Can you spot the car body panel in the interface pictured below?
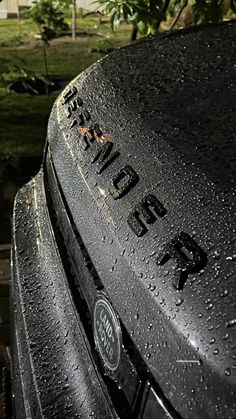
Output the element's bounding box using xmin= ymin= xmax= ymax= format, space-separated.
xmin=12 ymin=21 xmax=236 ymax=418
xmin=11 ymin=173 xmax=116 ymax=418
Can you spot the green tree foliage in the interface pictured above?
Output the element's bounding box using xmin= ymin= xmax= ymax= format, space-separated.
xmin=97 ymin=0 xmax=236 ymax=40
xmin=28 ymin=0 xmax=69 ymax=41
xmin=27 ymin=0 xmax=69 ymax=79
xmin=193 ymin=0 xmax=233 ymax=24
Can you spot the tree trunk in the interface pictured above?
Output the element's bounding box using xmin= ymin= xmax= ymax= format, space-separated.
xmin=42 ymin=41 xmax=49 ymax=96
xmin=155 ymin=0 xmax=171 ymax=32
xmin=42 ymin=41 xmax=48 ymax=78
xmin=72 ymin=0 xmax=77 ymax=40
xmin=131 ymin=26 xmax=138 ymax=42
xmin=16 ymin=0 xmax=21 ymax=36
xmin=169 ymin=0 xmax=188 ymax=30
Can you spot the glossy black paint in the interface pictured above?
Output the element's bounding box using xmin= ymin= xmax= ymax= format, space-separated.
xmin=11 ymin=173 xmax=117 ymax=418
xmin=12 ymin=21 xmax=236 ymax=418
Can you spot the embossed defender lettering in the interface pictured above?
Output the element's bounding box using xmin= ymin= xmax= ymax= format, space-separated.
xmin=92 ymin=141 xmax=120 ymax=174
xmin=62 ymin=86 xmax=78 ymax=105
xmin=157 ymin=232 xmax=207 ymax=290
xmin=62 ymin=87 xmax=208 ymax=285
xmin=128 ymin=194 xmax=167 ymax=237
xmin=108 ymin=165 xmax=139 ymax=200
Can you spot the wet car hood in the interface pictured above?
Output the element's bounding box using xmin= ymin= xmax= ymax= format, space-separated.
xmin=47 ymin=21 xmax=236 ymax=418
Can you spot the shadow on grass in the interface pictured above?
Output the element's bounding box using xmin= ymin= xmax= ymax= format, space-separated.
xmin=0 ymin=90 xmax=55 ymax=243
xmin=0 ymin=155 xmax=42 ymax=244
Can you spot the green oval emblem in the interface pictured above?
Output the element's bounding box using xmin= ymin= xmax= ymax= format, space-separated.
xmin=93 ymin=296 xmax=121 ymax=377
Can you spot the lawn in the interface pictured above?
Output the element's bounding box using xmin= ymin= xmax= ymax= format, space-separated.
xmin=0 ymin=16 xmax=131 ymax=159
xmin=0 ymin=15 xmax=131 ymax=242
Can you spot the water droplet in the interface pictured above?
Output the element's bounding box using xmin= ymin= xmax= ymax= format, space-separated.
xmin=226 ymin=254 xmax=236 ymax=261
xmin=227 ymin=319 xmax=236 ymax=328
xmin=175 ymin=297 xmax=184 ymax=306
xmin=224 ymin=368 xmax=231 ymax=376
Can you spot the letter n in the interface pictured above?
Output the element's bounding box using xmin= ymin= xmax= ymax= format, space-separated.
xmin=92 ymin=142 xmax=120 ymax=174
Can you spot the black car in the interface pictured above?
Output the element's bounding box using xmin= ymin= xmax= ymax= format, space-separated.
xmin=11 ymin=21 xmax=236 ymax=419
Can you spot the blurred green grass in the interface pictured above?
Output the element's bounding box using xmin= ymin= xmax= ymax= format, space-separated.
xmin=0 ymin=16 xmax=131 ymax=158
xmin=0 ymin=92 xmax=53 ymax=156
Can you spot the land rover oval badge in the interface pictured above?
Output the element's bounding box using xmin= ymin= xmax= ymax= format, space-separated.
xmin=93 ymin=296 xmax=121 ymax=377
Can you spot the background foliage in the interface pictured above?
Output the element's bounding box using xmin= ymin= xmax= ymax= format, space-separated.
xmin=96 ymin=0 xmax=236 ymax=39
xmin=27 ymin=0 xmax=69 ymax=40
xmin=0 ymin=2 xmax=236 ymax=242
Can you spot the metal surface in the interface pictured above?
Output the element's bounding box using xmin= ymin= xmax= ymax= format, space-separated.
xmin=12 ymin=21 xmax=236 ymax=418
xmin=11 ymin=173 xmax=116 ymax=418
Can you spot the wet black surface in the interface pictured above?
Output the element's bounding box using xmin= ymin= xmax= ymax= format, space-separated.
xmin=51 ymin=21 xmax=236 ymax=418
xmin=12 ymin=21 xmax=236 ymax=419
xmin=90 ymin=22 xmax=236 ymax=195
